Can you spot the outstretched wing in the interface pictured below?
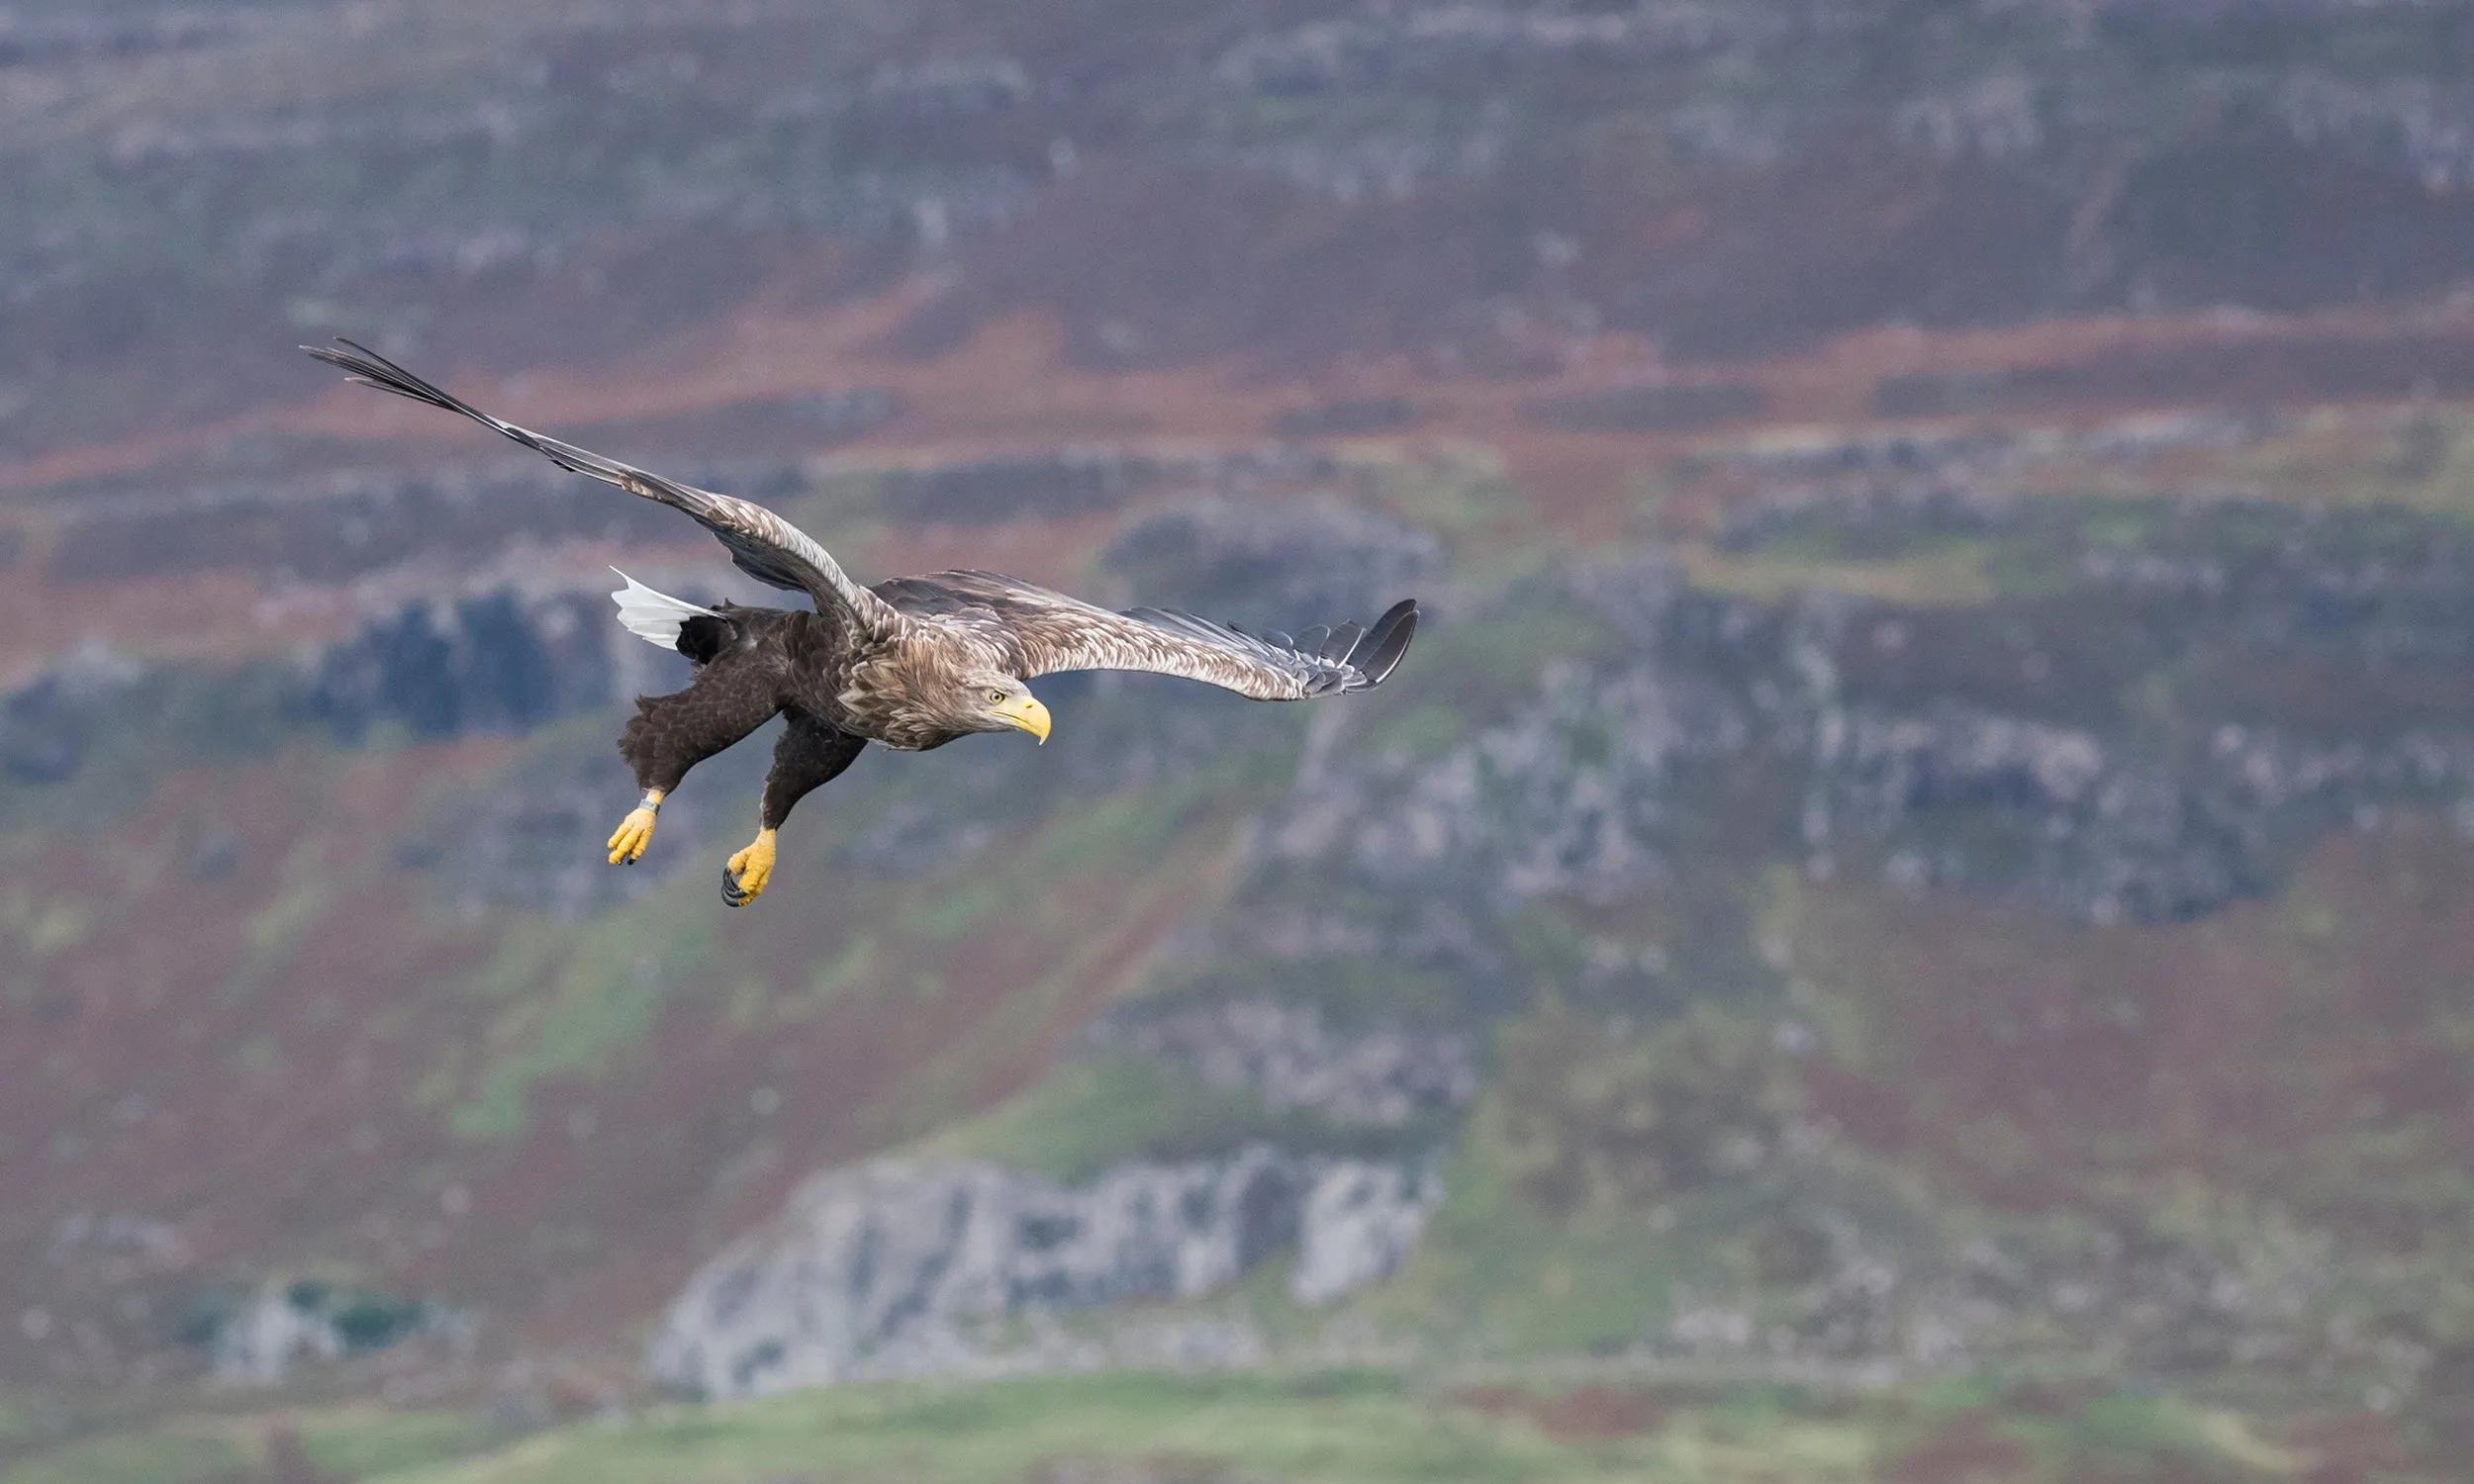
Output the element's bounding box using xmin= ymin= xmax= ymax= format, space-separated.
xmin=875 ymin=570 xmax=1417 ymax=700
xmin=303 ymin=339 xmax=904 ymax=643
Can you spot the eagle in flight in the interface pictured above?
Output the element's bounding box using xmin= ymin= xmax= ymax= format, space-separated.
xmin=303 ymin=341 xmax=1418 ymax=906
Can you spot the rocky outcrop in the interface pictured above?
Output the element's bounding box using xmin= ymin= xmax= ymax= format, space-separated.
xmin=0 ymin=644 xmax=143 ymax=783
xmin=204 ymin=1279 xmax=442 ymax=1386
xmin=306 ymin=588 xmax=623 ymax=742
xmin=1656 ymin=1198 xmax=2425 ymax=1394
xmin=648 ymin=1148 xmax=1440 ymax=1399
xmin=15 ymin=0 xmax=2474 ymax=464
xmin=1264 ymin=646 xmax=1748 ymax=911
xmin=1813 ymin=702 xmax=2255 ymax=924
xmin=1241 ymin=497 xmax=2474 ymax=931
xmin=1290 ymin=1160 xmax=1442 ymax=1307
xmin=0 ymin=586 xmax=637 ymax=791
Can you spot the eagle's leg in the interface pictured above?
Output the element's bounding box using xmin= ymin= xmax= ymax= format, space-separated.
xmin=612 ymin=662 xmax=783 ymax=866
xmin=724 ymin=712 xmax=865 ymax=907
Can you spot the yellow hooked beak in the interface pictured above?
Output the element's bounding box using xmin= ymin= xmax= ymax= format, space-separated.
xmin=993 ymin=692 xmax=1052 ymax=744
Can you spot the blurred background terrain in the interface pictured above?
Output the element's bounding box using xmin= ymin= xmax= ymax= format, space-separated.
xmin=4 ymin=1 xmax=2474 ymax=1479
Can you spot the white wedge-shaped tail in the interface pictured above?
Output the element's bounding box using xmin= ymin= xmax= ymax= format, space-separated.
xmin=611 ymin=568 xmax=718 ymax=650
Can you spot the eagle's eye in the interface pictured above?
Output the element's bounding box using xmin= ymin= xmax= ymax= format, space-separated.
xmin=986 ymin=688 xmax=1005 ymax=704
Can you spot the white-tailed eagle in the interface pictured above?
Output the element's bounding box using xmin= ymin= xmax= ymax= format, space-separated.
xmin=303 ymin=340 xmax=1418 ymax=904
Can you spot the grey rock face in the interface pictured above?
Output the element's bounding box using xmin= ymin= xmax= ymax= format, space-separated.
xmin=1809 ymin=699 xmax=2474 ymax=923
xmin=1269 ymin=646 xmax=1747 ymax=910
xmin=1657 ymin=1201 xmax=2399 ymax=1388
xmin=1814 ymin=701 xmax=2256 ymax=924
xmin=202 ymin=1279 xmax=444 ymax=1386
xmin=1291 ymin=1161 xmax=1444 ymax=1307
xmin=648 ymin=1148 xmax=1438 ymax=1399
xmin=0 ymin=644 xmax=143 ymax=783
xmin=212 ymin=1285 xmax=343 ymax=1386
xmin=282 ymin=493 xmax=2474 ymax=942
xmin=307 ymin=589 xmax=621 ymax=742
xmin=1241 ymin=513 xmax=2474 ymax=930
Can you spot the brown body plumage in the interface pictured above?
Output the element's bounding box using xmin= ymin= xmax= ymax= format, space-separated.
xmin=304 ymin=340 xmax=1419 ymax=905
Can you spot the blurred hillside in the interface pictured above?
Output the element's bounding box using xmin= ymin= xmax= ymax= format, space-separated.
xmin=5 ymin=3 xmax=2474 ymax=1482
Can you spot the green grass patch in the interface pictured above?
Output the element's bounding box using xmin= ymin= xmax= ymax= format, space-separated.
xmin=2231 ymin=406 xmax=2474 ymax=514
xmin=3 ymin=1427 xmax=249 ymax=1484
xmin=426 ymin=894 xmax=721 ymax=1141
xmin=1682 ymin=541 xmax=1996 ymax=606
xmin=0 ymin=1378 xmax=2323 ymax=1484
xmin=1148 ymin=949 xmax=1475 ymax=1034
xmin=1371 ymin=1110 xmax=1699 ymax=1355
xmin=227 ymin=836 xmax=344 ymax=998
xmin=1025 ymin=777 xmax=1232 ymax=872
xmin=930 ymin=1051 xmax=1257 ymax=1180
xmin=359 ymin=1368 xmax=1877 ymax=1484
xmin=2008 ymin=1388 xmax=2220 ymax=1465
xmin=1354 ymin=699 xmax=1472 ymax=761
xmin=0 ymin=882 xmax=96 ymax=960
xmin=928 ymin=1048 xmax=1435 ymax=1183
xmin=0 ymin=662 xmax=312 ymax=840
xmin=904 ymin=879 xmax=1011 ymax=941
xmin=0 ymin=1407 xmax=511 ymax=1484
xmin=296 ymin=1407 xmax=520 ymax=1478
xmin=1361 ymin=599 xmax=1627 ymax=744
xmin=1372 ymin=448 xmax=1539 ymax=550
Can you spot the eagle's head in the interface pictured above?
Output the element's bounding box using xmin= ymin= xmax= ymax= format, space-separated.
xmin=961 ymin=672 xmax=1052 ymax=744
xmin=860 ymin=635 xmax=1053 ymax=749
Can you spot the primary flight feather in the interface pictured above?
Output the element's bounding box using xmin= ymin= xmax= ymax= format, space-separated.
xmin=302 ymin=339 xmax=1419 ymax=905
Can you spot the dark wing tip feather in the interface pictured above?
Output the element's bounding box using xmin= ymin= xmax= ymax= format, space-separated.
xmin=301 ymin=337 xmax=897 ymax=630
xmin=301 ymin=336 xmax=628 ymax=489
xmin=300 ymin=338 xmax=469 ymax=417
xmin=966 ymin=569 xmax=1417 ymax=701
xmin=1349 ymin=600 xmax=1418 ymax=690
xmin=1173 ymin=597 xmax=1416 ymax=696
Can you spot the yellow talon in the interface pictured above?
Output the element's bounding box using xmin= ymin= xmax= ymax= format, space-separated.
xmin=607 ymin=810 xmax=657 ymax=864
xmin=723 ymin=829 xmax=778 ymax=907
xmin=607 ymin=790 xmax=663 ymax=865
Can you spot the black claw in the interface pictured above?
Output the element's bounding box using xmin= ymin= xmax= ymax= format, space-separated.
xmin=721 ymin=865 xmax=750 ymax=907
